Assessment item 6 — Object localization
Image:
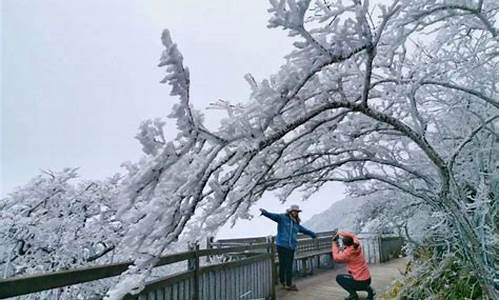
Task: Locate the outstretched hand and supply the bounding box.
[259,208,266,215]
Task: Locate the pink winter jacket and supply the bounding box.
[332,231,371,281]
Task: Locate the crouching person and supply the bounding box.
[332,231,375,300]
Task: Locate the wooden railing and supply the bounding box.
[210,231,404,276]
[0,243,276,300]
[379,235,404,262]
[0,230,403,300]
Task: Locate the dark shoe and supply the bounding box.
[285,284,299,291]
[367,287,376,299]
[344,294,359,300]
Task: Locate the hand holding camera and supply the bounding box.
[332,228,339,242]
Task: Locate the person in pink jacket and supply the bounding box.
[332,230,375,300]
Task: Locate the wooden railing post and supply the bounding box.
[188,242,200,300]
[206,236,214,263]
[267,236,277,300]
[377,234,383,263]
[314,238,320,269]
[194,244,200,300]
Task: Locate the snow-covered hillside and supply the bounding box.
[303,197,367,233]
[304,193,434,246]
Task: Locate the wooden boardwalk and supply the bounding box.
[277,257,409,300]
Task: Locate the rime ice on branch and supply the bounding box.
[103,0,497,298]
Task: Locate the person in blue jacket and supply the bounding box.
[260,204,317,291]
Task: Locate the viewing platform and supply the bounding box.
[277,257,408,299]
[0,231,406,299]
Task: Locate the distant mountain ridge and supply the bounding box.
[303,196,368,233]
[304,194,432,245]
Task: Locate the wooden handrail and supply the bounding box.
[122,253,274,300]
[0,243,270,299]
[0,230,402,299]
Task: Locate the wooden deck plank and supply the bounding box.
[277,257,409,300]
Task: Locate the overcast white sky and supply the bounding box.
[1,0,345,237]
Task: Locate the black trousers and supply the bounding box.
[336,274,373,296]
[277,246,295,286]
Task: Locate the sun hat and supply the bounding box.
[286,204,302,213]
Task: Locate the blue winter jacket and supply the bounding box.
[261,210,317,250]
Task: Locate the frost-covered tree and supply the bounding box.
[0,168,123,280]
[1,0,494,298]
[0,0,491,298]
[105,0,497,298]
